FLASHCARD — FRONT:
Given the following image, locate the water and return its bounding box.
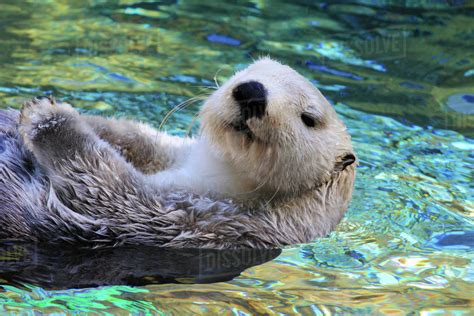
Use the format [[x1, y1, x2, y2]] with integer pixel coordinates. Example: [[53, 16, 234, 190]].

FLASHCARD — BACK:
[[0, 0, 472, 314]]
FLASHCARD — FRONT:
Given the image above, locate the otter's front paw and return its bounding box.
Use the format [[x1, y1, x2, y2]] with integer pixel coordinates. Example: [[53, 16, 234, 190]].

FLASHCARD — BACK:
[[19, 96, 77, 143]]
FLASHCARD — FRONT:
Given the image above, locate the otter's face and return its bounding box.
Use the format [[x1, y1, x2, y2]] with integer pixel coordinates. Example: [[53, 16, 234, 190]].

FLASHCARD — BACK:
[[200, 58, 355, 196]]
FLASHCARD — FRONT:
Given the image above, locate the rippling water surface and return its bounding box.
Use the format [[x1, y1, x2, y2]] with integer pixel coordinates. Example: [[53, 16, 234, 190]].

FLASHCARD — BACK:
[[0, 1, 472, 314]]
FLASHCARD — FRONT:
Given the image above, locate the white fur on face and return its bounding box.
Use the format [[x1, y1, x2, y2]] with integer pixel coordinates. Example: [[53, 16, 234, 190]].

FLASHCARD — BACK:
[[199, 57, 354, 197]]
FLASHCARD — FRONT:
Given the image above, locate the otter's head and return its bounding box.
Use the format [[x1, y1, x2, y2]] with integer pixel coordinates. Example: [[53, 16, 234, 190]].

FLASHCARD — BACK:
[[200, 58, 356, 197]]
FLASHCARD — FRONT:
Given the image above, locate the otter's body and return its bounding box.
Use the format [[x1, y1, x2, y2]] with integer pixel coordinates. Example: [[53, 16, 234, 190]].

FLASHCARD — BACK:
[[0, 59, 356, 248]]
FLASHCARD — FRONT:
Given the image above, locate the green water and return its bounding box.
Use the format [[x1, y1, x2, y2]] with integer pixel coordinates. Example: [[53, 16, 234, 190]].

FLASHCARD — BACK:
[[0, 0, 473, 314]]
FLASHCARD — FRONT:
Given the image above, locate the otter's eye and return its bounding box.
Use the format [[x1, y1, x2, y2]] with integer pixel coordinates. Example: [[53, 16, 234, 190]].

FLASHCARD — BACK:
[[301, 113, 317, 128]]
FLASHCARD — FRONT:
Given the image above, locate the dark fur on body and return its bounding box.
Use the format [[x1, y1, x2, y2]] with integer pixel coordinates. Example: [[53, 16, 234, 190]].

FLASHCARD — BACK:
[[0, 100, 355, 248]]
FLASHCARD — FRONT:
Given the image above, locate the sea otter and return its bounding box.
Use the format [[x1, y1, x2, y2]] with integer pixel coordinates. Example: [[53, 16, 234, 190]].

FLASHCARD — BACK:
[[0, 58, 356, 248]]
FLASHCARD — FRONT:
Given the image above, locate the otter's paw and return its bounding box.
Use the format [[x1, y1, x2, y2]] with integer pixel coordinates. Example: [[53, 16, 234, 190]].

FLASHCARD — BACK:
[[19, 96, 78, 142]]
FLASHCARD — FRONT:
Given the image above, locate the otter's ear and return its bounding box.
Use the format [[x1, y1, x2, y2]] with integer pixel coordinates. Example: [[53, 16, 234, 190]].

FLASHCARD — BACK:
[[334, 153, 356, 172]]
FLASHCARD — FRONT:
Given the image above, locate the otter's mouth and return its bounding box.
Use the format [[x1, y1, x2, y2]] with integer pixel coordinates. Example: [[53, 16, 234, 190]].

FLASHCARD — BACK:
[[231, 120, 255, 140]]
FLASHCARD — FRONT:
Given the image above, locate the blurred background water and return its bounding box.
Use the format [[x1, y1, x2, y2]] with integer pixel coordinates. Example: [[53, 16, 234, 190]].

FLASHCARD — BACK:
[[0, 0, 472, 314]]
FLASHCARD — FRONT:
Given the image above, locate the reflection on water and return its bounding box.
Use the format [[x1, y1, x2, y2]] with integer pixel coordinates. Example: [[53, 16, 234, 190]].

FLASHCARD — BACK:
[[0, 0, 473, 314], [0, 242, 281, 289]]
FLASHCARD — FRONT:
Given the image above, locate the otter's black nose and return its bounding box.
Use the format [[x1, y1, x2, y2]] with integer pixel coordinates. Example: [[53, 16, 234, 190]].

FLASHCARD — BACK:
[[232, 81, 267, 120]]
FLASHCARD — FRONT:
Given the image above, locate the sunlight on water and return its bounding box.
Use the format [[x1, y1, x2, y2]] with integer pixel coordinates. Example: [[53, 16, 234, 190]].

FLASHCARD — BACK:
[[0, 0, 473, 314]]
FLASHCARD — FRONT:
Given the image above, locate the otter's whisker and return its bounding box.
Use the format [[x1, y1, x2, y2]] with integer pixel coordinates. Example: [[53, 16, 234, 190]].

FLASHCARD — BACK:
[[213, 66, 227, 89], [158, 95, 207, 131], [263, 181, 281, 207], [185, 113, 200, 137], [196, 86, 218, 92]]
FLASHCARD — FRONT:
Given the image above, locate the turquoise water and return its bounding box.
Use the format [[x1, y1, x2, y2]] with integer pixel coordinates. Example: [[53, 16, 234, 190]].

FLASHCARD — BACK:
[[0, 1, 473, 314]]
